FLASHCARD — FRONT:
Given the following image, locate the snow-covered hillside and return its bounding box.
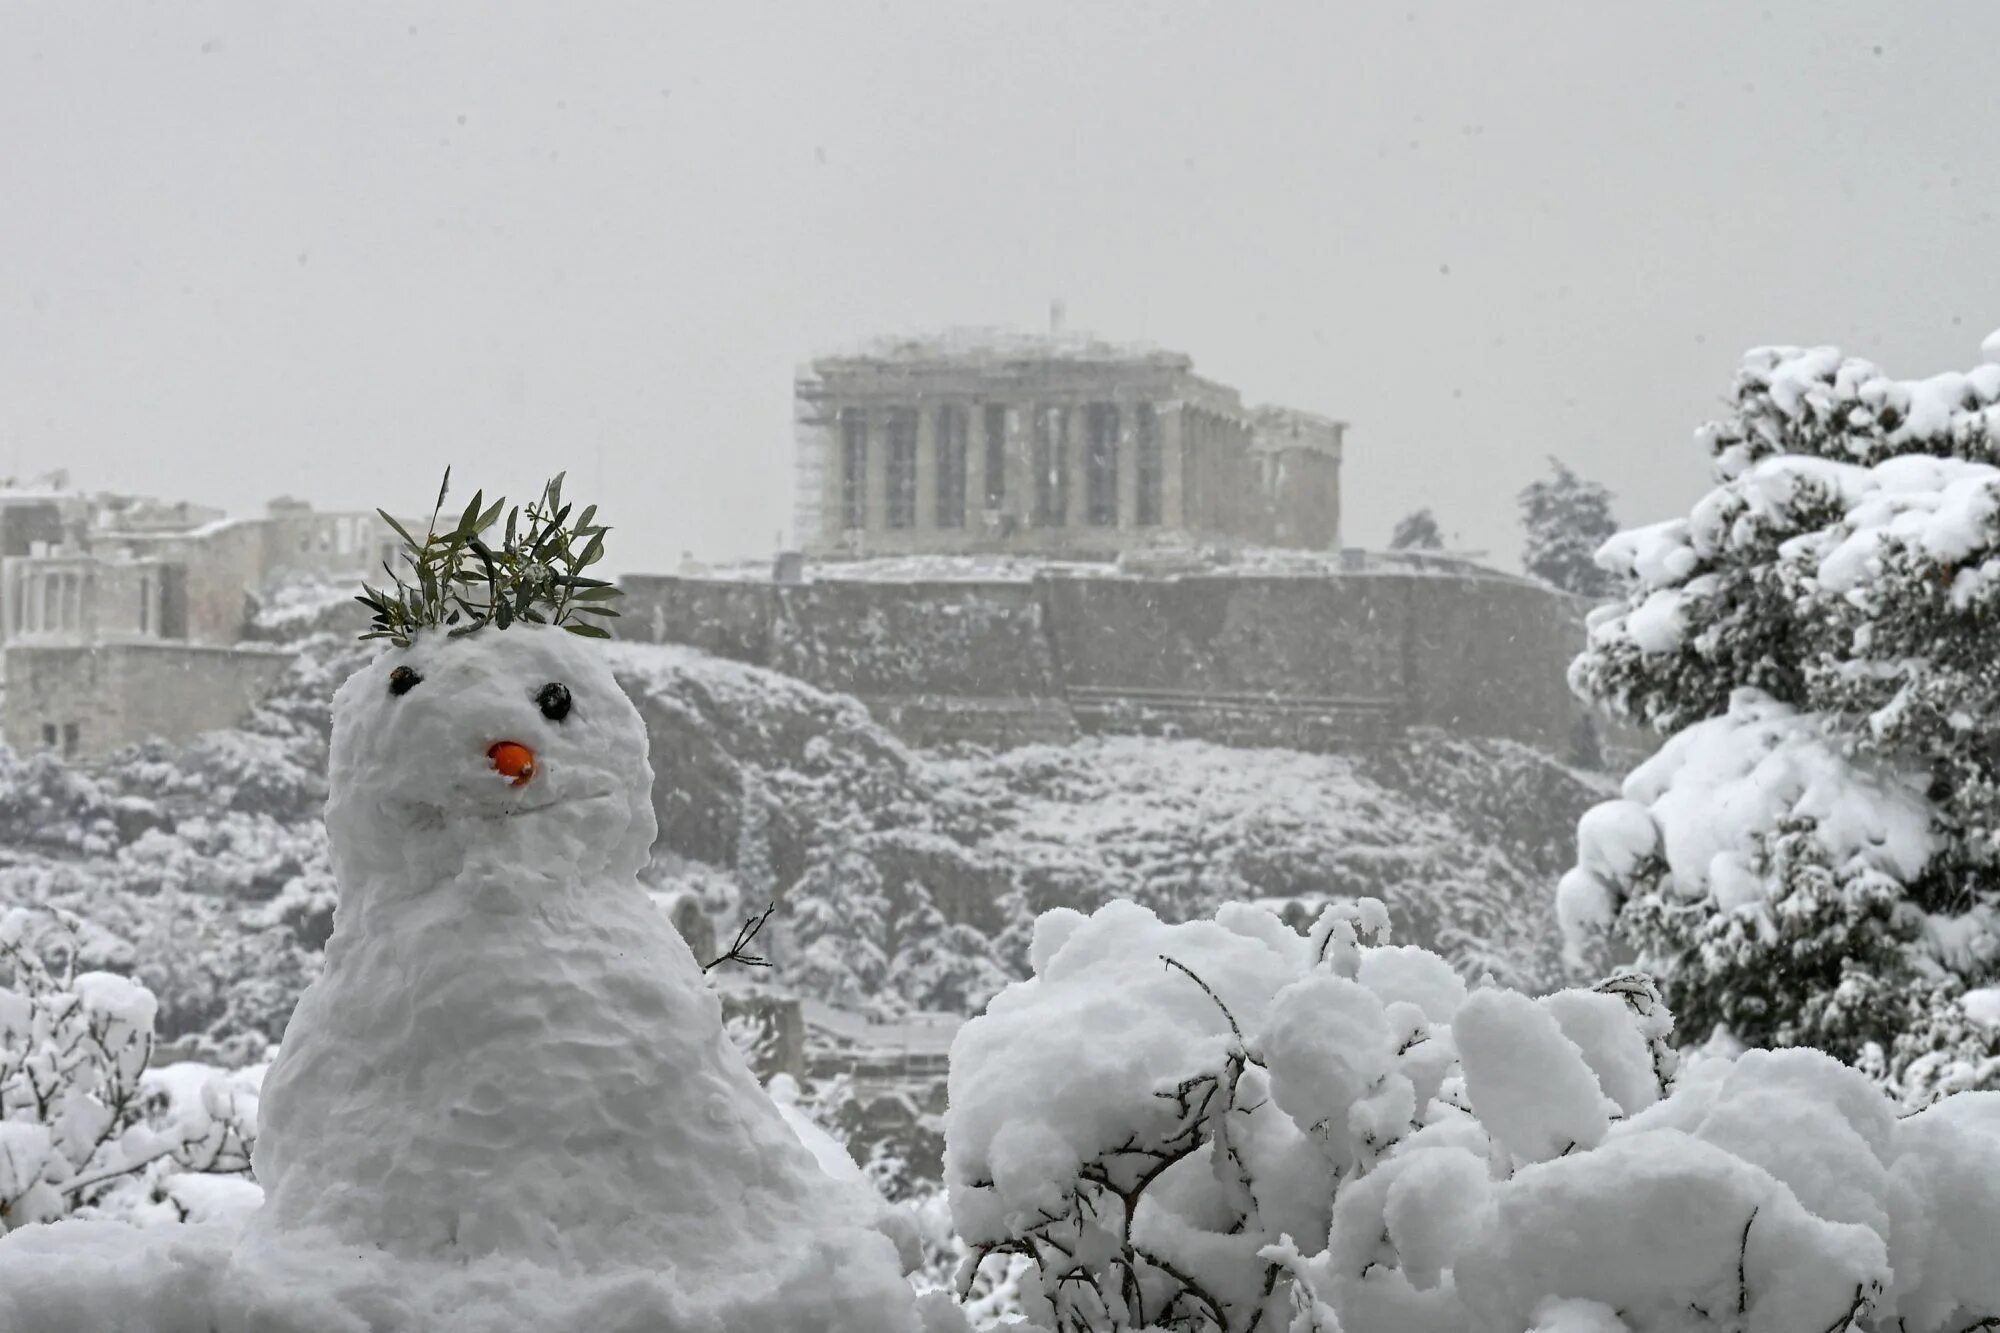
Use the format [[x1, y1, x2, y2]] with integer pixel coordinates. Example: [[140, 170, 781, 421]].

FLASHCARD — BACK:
[[0, 632, 1607, 1062], [613, 641, 1608, 1002]]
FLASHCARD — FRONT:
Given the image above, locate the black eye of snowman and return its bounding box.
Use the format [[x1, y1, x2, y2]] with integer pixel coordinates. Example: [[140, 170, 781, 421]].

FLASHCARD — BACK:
[[388, 665, 423, 697], [536, 682, 572, 722]]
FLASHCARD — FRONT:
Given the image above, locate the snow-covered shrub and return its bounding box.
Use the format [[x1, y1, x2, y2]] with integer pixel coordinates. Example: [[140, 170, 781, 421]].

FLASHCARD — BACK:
[[944, 896, 2000, 1333], [0, 634, 362, 1061], [0, 746, 122, 856], [0, 909, 257, 1232], [904, 1188, 1029, 1328], [1566, 343, 2000, 1098]]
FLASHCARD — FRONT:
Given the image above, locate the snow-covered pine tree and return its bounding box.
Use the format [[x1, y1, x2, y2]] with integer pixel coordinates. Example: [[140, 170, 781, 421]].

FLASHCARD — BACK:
[[1563, 342, 2000, 1102], [784, 840, 892, 1011], [1388, 507, 1444, 550], [733, 770, 779, 909], [883, 882, 1009, 1015], [1518, 456, 1619, 597]]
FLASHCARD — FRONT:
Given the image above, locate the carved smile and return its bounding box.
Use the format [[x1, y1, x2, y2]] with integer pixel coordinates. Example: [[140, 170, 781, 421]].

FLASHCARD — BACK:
[[472, 790, 616, 821], [398, 790, 617, 831]]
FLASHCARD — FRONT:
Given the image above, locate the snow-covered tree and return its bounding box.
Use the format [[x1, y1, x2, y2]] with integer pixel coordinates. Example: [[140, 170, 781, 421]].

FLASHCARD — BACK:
[[0, 909, 257, 1231], [946, 896, 2000, 1333], [1564, 342, 2000, 1101], [785, 845, 1010, 1017], [1518, 456, 1619, 597], [733, 769, 780, 908], [786, 842, 894, 1010], [1388, 507, 1444, 551], [884, 883, 1011, 1016]]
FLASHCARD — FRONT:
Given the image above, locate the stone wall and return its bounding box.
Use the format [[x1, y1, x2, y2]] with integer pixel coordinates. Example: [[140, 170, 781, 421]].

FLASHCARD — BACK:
[[4, 642, 292, 760], [143, 522, 267, 646], [767, 581, 1057, 699], [1402, 578, 1588, 748], [1039, 574, 1409, 746], [630, 577, 778, 662], [259, 507, 405, 590], [624, 575, 1067, 748], [619, 569, 1617, 761]]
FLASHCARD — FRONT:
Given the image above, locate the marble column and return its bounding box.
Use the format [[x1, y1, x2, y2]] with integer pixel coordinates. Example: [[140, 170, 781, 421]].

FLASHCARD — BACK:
[[863, 405, 888, 537], [1116, 399, 1140, 531], [1158, 400, 1187, 531], [1061, 404, 1086, 535], [1004, 403, 1034, 535], [914, 400, 938, 534]]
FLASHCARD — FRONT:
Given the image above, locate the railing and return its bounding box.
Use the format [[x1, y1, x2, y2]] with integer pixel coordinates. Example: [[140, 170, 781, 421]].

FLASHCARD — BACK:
[[1064, 685, 1404, 744], [859, 694, 1076, 747]]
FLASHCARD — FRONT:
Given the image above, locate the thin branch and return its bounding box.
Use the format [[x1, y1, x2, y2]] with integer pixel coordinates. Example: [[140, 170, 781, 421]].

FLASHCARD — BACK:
[[1159, 954, 1244, 1044], [1738, 1205, 1758, 1317], [1818, 1284, 1869, 1333], [703, 901, 777, 973]]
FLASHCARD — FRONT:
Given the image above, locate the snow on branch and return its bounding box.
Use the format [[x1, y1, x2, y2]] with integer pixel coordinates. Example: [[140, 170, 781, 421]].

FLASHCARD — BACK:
[[1567, 338, 2000, 1107], [945, 896, 2000, 1333], [0, 908, 259, 1231]]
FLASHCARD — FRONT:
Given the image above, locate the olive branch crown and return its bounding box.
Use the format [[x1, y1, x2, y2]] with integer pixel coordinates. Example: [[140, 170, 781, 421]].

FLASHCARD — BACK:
[[356, 469, 623, 647]]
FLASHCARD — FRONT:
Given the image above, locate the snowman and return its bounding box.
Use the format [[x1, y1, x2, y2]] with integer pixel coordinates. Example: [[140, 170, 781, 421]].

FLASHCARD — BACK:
[[0, 481, 954, 1333]]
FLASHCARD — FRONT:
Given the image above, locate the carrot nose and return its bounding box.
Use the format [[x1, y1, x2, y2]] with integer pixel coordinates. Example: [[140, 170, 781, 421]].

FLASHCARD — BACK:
[[487, 741, 536, 787]]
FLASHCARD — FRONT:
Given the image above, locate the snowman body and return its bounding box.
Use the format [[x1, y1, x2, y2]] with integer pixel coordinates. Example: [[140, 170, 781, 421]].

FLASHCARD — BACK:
[[242, 625, 926, 1328]]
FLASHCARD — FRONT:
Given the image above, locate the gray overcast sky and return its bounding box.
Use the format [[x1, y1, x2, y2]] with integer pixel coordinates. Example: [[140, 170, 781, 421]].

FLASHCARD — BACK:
[[5, 2, 1999, 575]]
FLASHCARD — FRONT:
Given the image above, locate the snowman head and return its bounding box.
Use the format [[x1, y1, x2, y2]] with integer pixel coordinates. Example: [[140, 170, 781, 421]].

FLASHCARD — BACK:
[[325, 623, 656, 897]]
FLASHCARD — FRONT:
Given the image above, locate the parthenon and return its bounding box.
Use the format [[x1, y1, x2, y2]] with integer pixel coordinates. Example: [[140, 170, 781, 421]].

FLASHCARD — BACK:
[[792, 330, 1343, 557]]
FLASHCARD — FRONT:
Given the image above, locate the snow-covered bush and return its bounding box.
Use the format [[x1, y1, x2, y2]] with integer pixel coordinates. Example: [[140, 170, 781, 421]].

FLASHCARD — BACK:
[[0, 909, 257, 1232], [944, 896, 2000, 1333], [904, 1188, 1030, 1327], [0, 633, 362, 1061], [1566, 343, 2000, 1098], [0, 746, 123, 857]]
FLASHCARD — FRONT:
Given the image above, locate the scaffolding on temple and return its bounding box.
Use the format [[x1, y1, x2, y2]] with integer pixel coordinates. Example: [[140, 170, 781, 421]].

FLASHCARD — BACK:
[[790, 383, 828, 554]]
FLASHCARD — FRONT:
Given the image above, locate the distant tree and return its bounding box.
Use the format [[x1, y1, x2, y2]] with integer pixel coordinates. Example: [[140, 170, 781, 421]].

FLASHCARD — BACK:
[[1518, 456, 1619, 597], [1388, 507, 1444, 551], [785, 841, 892, 1010], [884, 883, 1010, 1015], [733, 771, 779, 911]]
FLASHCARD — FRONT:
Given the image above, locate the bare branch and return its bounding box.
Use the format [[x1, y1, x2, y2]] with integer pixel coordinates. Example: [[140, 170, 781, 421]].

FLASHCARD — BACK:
[[1737, 1206, 1758, 1317], [703, 901, 777, 974], [1159, 954, 1244, 1044]]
